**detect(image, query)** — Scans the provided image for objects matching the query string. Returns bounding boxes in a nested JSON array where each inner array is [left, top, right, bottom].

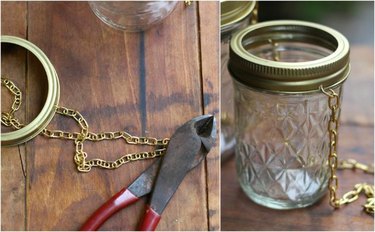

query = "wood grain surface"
[[221, 46, 374, 231], [198, 2, 220, 231], [1, 2, 27, 231], [1, 1, 219, 231]]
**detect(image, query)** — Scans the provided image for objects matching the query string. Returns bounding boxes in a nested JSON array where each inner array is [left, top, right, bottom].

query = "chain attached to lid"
[[320, 85, 374, 215], [1, 76, 169, 172]]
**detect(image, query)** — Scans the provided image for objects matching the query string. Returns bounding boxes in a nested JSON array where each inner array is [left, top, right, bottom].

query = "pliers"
[[80, 115, 216, 231]]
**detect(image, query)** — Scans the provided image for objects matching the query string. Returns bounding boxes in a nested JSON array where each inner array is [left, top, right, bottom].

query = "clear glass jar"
[[89, 1, 179, 32], [221, 1, 258, 159], [229, 20, 350, 209]]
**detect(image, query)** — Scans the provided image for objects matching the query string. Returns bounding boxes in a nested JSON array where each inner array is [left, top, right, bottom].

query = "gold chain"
[[1, 78, 24, 129], [1, 77, 169, 172], [184, 1, 192, 6], [320, 85, 374, 214], [338, 159, 374, 174], [250, 2, 259, 25]]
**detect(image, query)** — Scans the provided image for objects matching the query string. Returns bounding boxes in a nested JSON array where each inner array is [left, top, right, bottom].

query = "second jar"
[[221, 0, 258, 159], [89, 1, 179, 31]]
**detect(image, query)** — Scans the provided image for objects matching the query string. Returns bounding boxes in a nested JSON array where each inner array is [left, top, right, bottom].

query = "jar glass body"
[[229, 20, 350, 209], [234, 81, 343, 209], [89, 1, 178, 31]]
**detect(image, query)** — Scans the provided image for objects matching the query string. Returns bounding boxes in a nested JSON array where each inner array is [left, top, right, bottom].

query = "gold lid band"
[[221, 1, 256, 32], [229, 20, 350, 93], [1, 35, 60, 146]]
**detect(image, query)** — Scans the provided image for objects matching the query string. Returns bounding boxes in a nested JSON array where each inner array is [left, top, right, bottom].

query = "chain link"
[[250, 2, 259, 25], [320, 85, 374, 214], [3, 77, 374, 212], [1, 76, 169, 172], [1, 77, 25, 129], [42, 105, 169, 172], [338, 159, 374, 174], [184, 0, 192, 6]]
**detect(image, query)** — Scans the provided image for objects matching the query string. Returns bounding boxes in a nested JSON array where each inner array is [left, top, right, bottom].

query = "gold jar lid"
[[229, 20, 350, 93], [221, 1, 256, 29], [1, 35, 60, 146]]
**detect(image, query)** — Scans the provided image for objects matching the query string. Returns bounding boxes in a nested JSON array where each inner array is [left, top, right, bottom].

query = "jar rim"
[[229, 20, 350, 93], [221, 1, 256, 29], [1, 35, 60, 146]]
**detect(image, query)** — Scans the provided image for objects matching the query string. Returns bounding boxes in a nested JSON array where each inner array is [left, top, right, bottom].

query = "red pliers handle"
[[80, 188, 160, 231], [80, 115, 216, 231]]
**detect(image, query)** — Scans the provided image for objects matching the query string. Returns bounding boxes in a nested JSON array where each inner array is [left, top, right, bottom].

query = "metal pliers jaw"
[[80, 115, 216, 231]]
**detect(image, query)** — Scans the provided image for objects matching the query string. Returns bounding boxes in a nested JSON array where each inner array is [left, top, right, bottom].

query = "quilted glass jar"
[[89, 1, 178, 31], [229, 20, 350, 209], [221, 1, 258, 159]]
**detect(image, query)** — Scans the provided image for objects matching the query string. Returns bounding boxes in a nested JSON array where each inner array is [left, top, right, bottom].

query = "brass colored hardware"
[[268, 39, 280, 62], [1, 35, 60, 146], [230, 21, 350, 93], [338, 159, 374, 174], [321, 86, 374, 214], [221, 1, 257, 28], [1, 76, 169, 172], [249, 2, 258, 25], [220, 112, 232, 125], [1, 77, 24, 130]]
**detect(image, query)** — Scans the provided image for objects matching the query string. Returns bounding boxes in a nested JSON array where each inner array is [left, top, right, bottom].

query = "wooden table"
[[221, 46, 374, 231], [1, 2, 219, 230]]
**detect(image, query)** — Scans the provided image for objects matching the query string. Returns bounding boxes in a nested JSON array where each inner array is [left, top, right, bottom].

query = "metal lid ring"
[[221, 1, 256, 28], [229, 20, 350, 93], [1, 35, 60, 146]]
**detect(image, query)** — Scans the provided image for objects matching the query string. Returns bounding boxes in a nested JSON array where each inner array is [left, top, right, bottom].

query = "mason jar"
[[229, 20, 350, 209], [221, 1, 258, 159], [89, 1, 179, 31]]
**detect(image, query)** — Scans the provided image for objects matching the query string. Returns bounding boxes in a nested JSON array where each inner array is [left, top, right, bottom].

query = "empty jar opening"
[[229, 20, 350, 93], [245, 41, 335, 62], [241, 25, 338, 62]]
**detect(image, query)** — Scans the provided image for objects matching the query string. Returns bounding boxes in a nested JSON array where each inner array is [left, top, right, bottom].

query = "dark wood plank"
[[341, 46, 374, 126], [143, 2, 209, 230], [1, 2, 27, 231], [25, 1, 148, 230], [221, 125, 374, 231], [198, 1, 220, 231], [1, 2, 27, 38], [21, 1, 217, 230]]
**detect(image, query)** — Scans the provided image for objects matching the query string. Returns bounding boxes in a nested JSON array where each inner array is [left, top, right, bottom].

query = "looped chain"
[[250, 2, 259, 25], [42, 106, 169, 172], [320, 85, 374, 214], [184, 0, 192, 6], [1, 76, 169, 172], [338, 159, 374, 174], [1, 77, 25, 130]]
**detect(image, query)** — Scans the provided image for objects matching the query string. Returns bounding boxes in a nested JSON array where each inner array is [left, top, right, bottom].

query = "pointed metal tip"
[[194, 114, 214, 122], [195, 115, 216, 151]]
